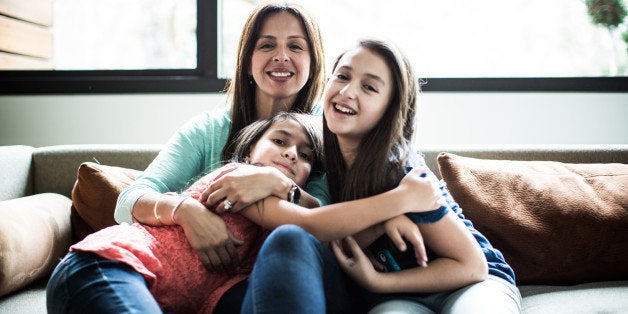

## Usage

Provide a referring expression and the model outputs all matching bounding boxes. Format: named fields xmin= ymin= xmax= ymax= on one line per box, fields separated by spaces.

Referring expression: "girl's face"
xmin=248 ymin=119 xmax=314 ymax=187
xmin=250 ymin=12 xmax=312 ymax=110
xmin=323 ymin=47 xmax=393 ymax=146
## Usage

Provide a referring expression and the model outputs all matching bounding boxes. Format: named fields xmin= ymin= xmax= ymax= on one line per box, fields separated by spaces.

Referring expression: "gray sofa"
xmin=0 ymin=144 xmax=627 ymax=313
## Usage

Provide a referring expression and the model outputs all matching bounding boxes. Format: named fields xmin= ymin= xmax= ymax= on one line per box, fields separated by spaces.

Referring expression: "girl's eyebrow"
xmin=337 ymin=65 xmax=385 ymax=85
xmin=270 ymin=128 xmax=313 ymax=149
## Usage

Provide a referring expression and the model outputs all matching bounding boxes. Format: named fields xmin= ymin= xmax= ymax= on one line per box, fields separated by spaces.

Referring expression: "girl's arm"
xmin=332 ymin=211 xmax=488 ymax=293
xmin=237 ymin=168 xmax=442 ymax=241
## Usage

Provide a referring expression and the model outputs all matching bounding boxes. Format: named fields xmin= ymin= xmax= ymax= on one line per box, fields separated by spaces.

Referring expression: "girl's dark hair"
xmin=221 ymin=2 xmax=326 ymax=161
xmin=323 ymin=39 xmax=419 ymax=203
xmin=232 ymin=112 xmax=324 ymax=175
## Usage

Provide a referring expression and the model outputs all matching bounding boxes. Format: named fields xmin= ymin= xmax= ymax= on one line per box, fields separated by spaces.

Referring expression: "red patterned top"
xmin=70 ymin=178 xmax=269 ymax=313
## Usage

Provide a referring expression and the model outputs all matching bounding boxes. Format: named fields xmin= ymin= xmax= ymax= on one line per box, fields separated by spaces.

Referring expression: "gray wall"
xmin=1 ymin=92 xmax=627 ymax=147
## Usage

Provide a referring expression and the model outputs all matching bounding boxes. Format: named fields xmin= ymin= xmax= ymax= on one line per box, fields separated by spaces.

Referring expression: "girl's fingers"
xmin=388 ymin=228 xmax=407 ymax=252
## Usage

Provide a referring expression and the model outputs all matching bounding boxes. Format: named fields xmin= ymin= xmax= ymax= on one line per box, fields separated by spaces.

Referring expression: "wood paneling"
xmin=0 ymin=0 xmax=52 ymax=26
xmin=0 ymin=51 xmax=51 ymax=69
xmin=0 ymin=15 xmax=52 ymax=59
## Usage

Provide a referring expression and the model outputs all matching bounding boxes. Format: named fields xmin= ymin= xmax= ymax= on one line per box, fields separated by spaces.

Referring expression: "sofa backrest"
xmin=31 ymin=144 xmax=162 ymax=198
xmin=420 ymin=144 xmax=628 ymax=179
xmin=0 ymin=145 xmax=34 ymax=201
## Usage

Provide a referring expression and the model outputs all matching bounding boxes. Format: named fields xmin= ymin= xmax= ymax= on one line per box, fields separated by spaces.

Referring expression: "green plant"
xmin=585 ymin=0 xmax=628 ymax=74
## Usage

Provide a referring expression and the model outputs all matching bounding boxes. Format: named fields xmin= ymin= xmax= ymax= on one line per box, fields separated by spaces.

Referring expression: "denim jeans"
xmin=241 ymin=224 xmax=364 ymax=314
xmin=46 ymin=251 xmax=162 ymax=314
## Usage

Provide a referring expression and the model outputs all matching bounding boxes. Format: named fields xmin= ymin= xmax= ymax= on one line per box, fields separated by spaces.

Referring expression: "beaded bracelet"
xmin=170 ymin=195 xmax=191 ymax=224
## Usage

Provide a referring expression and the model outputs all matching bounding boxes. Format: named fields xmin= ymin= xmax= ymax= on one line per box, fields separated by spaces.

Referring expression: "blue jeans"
xmin=241 ymin=225 xmax=364 ymax=314
xmin=46 ymin=251 xmax=162 ymax=314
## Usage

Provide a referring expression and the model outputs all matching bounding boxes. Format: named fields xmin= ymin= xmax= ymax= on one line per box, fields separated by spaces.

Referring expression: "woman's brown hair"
xmin=221 ymin=2 xmax=326 ymax=161
xmin=323 ymin=39 xmax=418 ymax=203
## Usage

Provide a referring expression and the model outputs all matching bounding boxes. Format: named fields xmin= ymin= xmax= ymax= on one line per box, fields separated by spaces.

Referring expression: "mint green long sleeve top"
xmin=114 ymin=106 xmax=329 ymax=224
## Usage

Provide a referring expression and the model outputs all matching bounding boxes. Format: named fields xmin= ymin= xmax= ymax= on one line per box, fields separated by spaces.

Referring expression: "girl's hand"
xmin=332 ymin=236 xmax=382 ymax=291
xmin=384 ymin=215 xmax=428 ymax=267
xmin=201 ymin=163 xmax=291 ymax=213
xmin=396 ymin=167 xmax=444 ymax=213
xmin=175 ymin=199 xmax=244 ymax=273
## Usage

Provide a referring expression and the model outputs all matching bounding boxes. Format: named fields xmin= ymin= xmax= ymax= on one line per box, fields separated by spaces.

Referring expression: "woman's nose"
xmin=274 ymin=48 xmax=289 ymax=62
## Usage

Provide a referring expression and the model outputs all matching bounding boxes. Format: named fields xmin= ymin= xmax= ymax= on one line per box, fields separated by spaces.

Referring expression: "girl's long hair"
xmin=324 ymin=39 xmax=419 ymax=203
xmin=221 ymin=2 xmax=326 ymax=161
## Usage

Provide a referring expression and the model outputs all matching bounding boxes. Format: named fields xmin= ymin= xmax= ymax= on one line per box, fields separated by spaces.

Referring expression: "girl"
xmin=47 ymin=112 xmax=440 ymax=313
xmin=240 ymin=39 xmax=522 ymax=313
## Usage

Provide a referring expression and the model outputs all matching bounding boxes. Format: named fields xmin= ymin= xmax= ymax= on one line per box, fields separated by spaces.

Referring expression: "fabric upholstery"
xmin=0 ymin=193 xmax=71 ymax=297
xmin=0 ymin=146 xmax=33 ymax=201
xmin=437 ymin=153 xmax=628 ymax=285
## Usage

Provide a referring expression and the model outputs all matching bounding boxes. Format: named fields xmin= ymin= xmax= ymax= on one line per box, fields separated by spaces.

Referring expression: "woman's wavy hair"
xmin=221 ymin=2 xmax=326 ymax=161
xmin=323 ymin=39 xmax=419 ymax=203
xmin=232 ymin=112 xmax=324 ymax=176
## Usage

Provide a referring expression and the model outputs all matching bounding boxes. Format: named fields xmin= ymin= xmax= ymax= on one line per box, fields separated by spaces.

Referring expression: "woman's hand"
xmin=332 ymin=236 xmax=382 ymax=291
xmin=396 ymin=167 xmax=444 ymax=213
xmin=200 ymin=163 xmax=291 ymax=213
xmin=174 ymin=199 xmax=244 ymax=273
xmin=384 ymin=215 xmax=428 ymax=267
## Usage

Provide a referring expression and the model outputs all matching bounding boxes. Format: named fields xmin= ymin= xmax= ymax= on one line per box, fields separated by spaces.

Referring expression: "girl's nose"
xmin=283 ymin=147 xmax=297 ymax=161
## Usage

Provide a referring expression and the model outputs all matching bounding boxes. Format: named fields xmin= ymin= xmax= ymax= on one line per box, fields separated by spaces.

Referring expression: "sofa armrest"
xmin=0 ymin=193 xmax=72 ymax=297
xmin=0 ymin=146 xmax=34 ymax=201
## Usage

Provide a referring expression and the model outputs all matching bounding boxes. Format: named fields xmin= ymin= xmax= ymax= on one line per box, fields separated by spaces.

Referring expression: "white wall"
xmin=1 ymin=92 xmax=627 ymax=147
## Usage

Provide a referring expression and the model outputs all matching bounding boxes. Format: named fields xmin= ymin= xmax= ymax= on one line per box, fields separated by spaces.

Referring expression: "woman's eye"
xmin=258 ymin=42 xmax=274 ymax=50
xmin=289 ymin=43 xmax=304 ymax=51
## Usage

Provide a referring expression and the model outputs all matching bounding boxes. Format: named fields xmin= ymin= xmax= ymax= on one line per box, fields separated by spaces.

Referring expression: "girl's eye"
xmin=298 ymin=152 xmax=312 ymax=162
xmin=335 ymin=73 xmax=348 ymax=80
xmin=272 ymin=138 xmax=285 ymax=145
xmin=363 ymin=84 xmax=378 ymax=93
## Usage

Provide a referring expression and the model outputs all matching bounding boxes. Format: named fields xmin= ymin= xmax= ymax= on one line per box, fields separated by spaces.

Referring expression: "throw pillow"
xmin=437 ymin=152 xmax=628 ymax=285
xmin=71 ymin=162 xmax=141 ymax=241
xmin=0 ymin=193 xmax=72 ymax=297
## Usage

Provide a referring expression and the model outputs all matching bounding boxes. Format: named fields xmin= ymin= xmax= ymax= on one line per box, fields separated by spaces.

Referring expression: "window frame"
xmin=0 ymin=0 xmax=627 ymax=94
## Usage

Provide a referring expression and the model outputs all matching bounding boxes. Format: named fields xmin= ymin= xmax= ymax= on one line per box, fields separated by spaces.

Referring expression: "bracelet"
xmin=153 ymin=193 xmax=167 ymax=225
xmin=171 ymin=195 xmax=190 ymax=224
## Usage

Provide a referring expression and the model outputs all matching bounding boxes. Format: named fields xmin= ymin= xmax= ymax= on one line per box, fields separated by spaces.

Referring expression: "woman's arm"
xmin=333 ymin=211 xmax=488 ymax=294
xmin=237 ymin=168 xmax=442 ymax=241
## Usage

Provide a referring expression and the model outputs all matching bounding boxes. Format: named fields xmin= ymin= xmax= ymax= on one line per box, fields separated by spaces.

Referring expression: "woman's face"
xmin=250 ymin=12 xmax=312 ymax=111
xmin=248 ymin=119 xmax=314 ymax=187
xmin=323 ymin=47 xmax=393 ymax=146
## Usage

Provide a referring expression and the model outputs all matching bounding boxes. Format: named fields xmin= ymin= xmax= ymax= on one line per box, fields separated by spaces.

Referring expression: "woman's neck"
xmin=255 ymin=93 xmax=297 ymax=119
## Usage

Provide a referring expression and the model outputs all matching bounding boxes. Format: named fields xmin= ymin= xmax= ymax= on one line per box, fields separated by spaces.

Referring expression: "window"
xmin=1 ymin=0 xmax=627 ymax=93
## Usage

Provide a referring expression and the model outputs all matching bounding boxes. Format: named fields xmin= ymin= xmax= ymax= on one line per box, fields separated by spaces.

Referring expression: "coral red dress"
xmin=70 ymin=178 xmax=269 ymax=313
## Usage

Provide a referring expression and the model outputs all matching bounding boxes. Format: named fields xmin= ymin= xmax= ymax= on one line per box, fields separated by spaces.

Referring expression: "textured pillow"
xmin=0 ymin=193 xmax=72 ymax=297
xmin=437 ymin=153 xmax=628 ymax=285
xmin=71 ymin=162 xmax=141 ymax=241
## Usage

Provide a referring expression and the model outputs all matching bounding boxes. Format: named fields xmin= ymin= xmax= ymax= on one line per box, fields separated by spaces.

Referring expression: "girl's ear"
xmin=244 ymin=156 xmax=250 ymax=164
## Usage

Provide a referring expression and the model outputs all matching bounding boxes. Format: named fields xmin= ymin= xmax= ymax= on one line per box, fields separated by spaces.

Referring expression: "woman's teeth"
xmin=270 ymin=72 xmax=292 ymax=77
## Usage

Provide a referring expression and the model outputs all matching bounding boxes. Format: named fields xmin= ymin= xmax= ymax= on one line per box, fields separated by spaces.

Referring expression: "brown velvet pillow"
xmin=71 ymin=162 xmax=141 ymax=241
xmin=437 ymin=153 xmax=628 ymax=285
xmin=0 ymin=193 xmax=72 ymax=297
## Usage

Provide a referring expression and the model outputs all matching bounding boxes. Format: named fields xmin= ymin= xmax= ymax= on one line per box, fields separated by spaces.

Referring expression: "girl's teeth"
xmin=335 ymin=104 xmax=356 ymax=114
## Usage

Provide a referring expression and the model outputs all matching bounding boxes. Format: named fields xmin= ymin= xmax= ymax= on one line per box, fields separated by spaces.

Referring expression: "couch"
xmin=0 ymin=144 xmax=626 ymax=313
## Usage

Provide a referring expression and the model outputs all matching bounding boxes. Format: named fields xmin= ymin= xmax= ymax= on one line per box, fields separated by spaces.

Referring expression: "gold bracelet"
xmin=171 ymin=195 xmax=190 ymax=224
xmin=153 ymin=194 xmax=166 ymax=225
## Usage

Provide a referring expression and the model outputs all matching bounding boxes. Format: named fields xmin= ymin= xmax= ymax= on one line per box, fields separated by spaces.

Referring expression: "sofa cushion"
xmin=71 ymin=162 xmax=141 ymax=241
xmin=0 ymin=193 xmax=72 ymax=297
xmin=437 ymin=153 xmax=628 ymax=285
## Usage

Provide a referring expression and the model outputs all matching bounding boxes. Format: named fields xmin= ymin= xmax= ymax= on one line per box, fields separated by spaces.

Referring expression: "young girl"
xmin=47 ymin=112 xmax=438 ymax=313
xmin=240 ymin=39 xmax=522 ymax=313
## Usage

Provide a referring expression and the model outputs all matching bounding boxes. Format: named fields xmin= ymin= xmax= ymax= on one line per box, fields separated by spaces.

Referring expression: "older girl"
xmin=241 ymin=39 xmax=522 ymax=313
